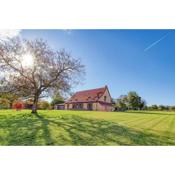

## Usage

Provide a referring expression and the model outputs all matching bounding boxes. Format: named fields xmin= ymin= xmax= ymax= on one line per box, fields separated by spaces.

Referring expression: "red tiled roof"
xmin=66 ymin=86 xmax=107 ymax=103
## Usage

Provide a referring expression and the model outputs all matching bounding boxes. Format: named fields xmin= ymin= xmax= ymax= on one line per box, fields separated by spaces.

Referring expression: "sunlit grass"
xmin=0 ymin=110 xmax=175 ymax=145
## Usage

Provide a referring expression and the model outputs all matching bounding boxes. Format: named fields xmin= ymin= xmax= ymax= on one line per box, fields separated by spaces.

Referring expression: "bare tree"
xmin=0 ymin=38 xmax=85 ymax=113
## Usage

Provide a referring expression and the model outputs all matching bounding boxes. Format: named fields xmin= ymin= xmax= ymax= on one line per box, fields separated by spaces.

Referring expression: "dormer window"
xmin=87 ymin=96 xmax=91 ymax=101
xmin=104 ymin=96 xmax=107 ymax=102
xmin=97 ymin=92 xmax=102 ymax=98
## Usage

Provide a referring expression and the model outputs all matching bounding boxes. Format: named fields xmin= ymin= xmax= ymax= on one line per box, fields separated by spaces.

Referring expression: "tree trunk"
xmin=31 ymin=97 xmax=38 ymax=114
xmin=31 ymin=104 xmax=37 ymax=113
xmin=10 ymin=102 xmax=13 ymax=109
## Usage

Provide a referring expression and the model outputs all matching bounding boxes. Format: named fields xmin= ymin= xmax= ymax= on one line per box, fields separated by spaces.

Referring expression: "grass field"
xmin=0 ymin=110 xmax=175 ymax=145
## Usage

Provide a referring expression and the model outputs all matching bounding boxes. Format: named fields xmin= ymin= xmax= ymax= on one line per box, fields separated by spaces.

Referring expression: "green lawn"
xmin=0 ymin=110 xmax=175 ymax=145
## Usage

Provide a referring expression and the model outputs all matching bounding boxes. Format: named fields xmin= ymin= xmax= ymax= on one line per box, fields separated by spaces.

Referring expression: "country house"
xmin=65 ymin=86 xmax=113 ymax=111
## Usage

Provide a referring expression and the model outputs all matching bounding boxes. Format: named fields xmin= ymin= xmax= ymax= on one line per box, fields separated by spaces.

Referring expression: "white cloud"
xmin=0 ymin=29 xmax=22 ymax=41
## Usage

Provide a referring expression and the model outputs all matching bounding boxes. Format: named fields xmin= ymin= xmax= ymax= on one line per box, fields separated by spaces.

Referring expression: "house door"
xmin=87 ymin=103 xmax=93 ymax=110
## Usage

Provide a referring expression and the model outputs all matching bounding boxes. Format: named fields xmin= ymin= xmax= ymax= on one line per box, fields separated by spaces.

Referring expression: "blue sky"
xmin=21 ymin=30 xmax=175 ymax=105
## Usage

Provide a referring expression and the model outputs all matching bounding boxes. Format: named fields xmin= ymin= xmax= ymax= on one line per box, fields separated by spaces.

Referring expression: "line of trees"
xmin=114 ymin=91 xmax=175 ymax=111
xmin=114 ymin=91 xmax=146 ymax=111
xmin=0 ymin=98 xmax=51 ymax=110
xmin=147 ymin=105 xmax=175 ymax=111
xmin=0 ymin=92 xmax=65 ymax=110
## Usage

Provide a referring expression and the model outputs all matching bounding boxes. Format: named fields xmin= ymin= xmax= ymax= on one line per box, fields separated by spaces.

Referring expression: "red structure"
xmin=13 ymin=101 xmax=24 ymax=110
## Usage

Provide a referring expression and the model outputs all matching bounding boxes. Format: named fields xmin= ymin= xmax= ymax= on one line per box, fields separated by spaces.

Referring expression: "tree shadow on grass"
xmin=0 ymin=112 xmax=175 ymax=145
xmin=0 ymin=113 xmax=39 ymax=145
xmin=0 ymin=113 xmax=53 ymax=145
xmin=125 ymin=111 xmax=175 ymax=116
xmin=34 ymin=113 xmax=53 ymax=145
xmin=41 ymin=114 xmax=175 ymax=146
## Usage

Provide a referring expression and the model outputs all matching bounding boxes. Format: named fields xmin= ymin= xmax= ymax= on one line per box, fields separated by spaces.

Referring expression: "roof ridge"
xmin=75 ymin=86 xmax=106 ymax=93
xmin=66 ymin=86 xmax=109 ymax=103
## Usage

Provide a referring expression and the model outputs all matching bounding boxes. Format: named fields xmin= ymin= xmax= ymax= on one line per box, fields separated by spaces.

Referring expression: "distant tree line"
xmin=146 ymin=105 xmax=175 ymax=111
xmin=114 ymin=91 xmax=146 ymax=111
xmin=0 ymin=92 xmax=65 ymax=110
xmin=114 ymin=91 xmax=175 ymax=111
xmin=0 ymin=98 xmax=52 ymax=110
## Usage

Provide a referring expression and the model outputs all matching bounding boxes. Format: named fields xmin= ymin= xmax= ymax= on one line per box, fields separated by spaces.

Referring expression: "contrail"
xmin=144 ymin=33 xmax=169 ymax=52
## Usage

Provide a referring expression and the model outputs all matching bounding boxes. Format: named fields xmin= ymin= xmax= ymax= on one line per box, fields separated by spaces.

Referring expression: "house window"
xmin=87 ymin=103 xmax=93 ymax=110
xmin=104 ymin=96 xmax=107 ymax=102
xmin=72 ymin=103 xmax=83 ymax=110
xmin=79 ymin=103 xmax=83 ymax=109
xmin=67 ymin=104 xmax=69 ymax=109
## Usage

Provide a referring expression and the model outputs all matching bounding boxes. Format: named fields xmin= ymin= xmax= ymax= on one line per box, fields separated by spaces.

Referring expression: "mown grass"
xmin=0 ymin=110 xmax=175 ymax=145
